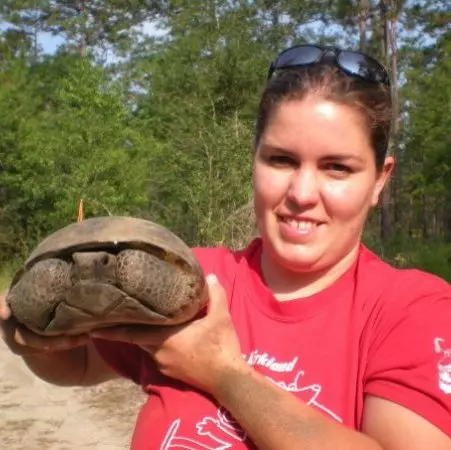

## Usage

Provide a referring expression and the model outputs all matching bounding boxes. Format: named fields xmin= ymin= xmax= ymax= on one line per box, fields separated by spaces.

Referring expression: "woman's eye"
xmin=268 ymin=155 xmax=296 ymax=166
xmin=325 ymin=163 xmax=352 ymax=173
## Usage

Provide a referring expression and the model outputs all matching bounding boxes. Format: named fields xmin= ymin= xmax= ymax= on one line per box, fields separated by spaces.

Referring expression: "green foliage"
xmin=0 ymin=265 xmax=14 ymax=291
xmin=407 ymin=243 xmax=451 ymax=282
xmin=0 ymin=28 xmax=32 ymax=60
xmin=398 ymin=32 xmax=451 ymax=240
xmin=374 ymin=240 xmax=451 ymax=283
xmin=0 ymin=54 xmax=153 ymax=261
xmin=147 ymin=115 xmax=254 ymax=246
xmin=0 ymin=0 xmax=450 ymax=281
xmin=1 ymin=0 xmax=161 ymax=56
xmin=363 ymin=227 xmax=451 ymax=282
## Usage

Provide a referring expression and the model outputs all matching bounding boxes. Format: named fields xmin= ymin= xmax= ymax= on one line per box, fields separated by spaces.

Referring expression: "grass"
xmin=0 ymin=264 xmax=15 ymax=292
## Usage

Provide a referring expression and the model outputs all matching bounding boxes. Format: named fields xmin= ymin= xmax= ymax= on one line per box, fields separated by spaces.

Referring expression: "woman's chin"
xmin=266 ymin=240 xmax=327 ymax=274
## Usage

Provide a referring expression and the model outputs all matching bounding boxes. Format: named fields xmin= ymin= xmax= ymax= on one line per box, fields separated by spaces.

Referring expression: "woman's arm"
xmin=93 ymin=275 xmax=451 ymax=450
xmin=211 ymin=359 xmax=383 ymax=450
xmin=89 ymin=275 xmax=389 ymax=450
xmin=1 ymin=291 xmax=117 ymax=386
xmin=362 ymin=396 xmax=451 ymax=450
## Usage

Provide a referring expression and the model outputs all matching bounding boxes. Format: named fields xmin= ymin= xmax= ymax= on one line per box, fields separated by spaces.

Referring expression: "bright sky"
xmin=39 ymin=32 xmax=64 ymax=54
xmin=0 ymin=20 xmax=165 ymax=55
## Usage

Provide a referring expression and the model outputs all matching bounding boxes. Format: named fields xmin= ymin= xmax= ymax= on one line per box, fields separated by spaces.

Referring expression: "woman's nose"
xmin=286 ymin=168 xmax=320 ymax=207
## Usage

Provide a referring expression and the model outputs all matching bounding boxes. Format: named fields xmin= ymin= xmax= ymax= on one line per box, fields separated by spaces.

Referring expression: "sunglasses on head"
xmin=267 ymin=44 xmax=390 ymax=86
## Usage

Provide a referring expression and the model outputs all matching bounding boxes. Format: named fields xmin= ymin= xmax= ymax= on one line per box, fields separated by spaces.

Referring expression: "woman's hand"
xmin=0 ymin=290 xmax=89 ymax=356
xmin=91 ymin=274 xmax=247 ymax=394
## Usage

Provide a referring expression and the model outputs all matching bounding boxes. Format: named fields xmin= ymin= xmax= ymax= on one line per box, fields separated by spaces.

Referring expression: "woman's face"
xmin=253 ymin=96 xmax=393 ymax=275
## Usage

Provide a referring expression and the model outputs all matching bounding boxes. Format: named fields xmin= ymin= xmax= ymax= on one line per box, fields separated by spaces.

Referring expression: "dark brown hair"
xmin=254 ymin=64 xmax=392 ymax=170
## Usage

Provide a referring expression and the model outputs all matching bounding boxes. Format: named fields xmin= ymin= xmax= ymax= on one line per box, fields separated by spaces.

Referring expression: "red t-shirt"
xmin=93 ymin=239 xmax=451 ymax=449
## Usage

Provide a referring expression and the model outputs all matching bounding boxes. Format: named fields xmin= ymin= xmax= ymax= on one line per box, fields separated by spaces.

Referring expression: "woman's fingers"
xmin=2 ymin=317 xmax=89 ymax=355
xmin=0 ymin=290 xmax=11 ymax=320
xmin=90 ymin=323 xmax=179 ymax=346
xmin=205 ymin=274 xmax=229 ymax=318
xmin=91 ymin=273 xmax=227 ymax=346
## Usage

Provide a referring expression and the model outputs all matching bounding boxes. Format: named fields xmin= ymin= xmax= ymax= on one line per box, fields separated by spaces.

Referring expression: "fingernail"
xmin=14 ymin=330 xmax=26 ymax=345
xmin=206 ymin=274 xmax=218 ymax=285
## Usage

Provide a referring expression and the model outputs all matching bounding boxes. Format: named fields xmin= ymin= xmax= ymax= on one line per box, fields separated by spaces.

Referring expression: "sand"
xmin=0 ymin=339 xmax=145 ymax=449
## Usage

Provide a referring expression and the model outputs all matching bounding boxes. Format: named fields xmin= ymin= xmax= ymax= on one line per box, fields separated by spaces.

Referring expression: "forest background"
xmin=0 ymin=0 xmax=450 ymax=289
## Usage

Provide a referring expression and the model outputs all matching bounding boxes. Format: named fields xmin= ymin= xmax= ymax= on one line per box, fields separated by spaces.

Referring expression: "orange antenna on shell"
xmin=77 ymin=199 xmax=84 ymax=223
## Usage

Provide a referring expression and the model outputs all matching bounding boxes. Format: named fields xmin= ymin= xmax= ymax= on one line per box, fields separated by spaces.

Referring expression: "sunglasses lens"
xmin=338 ymin=51 xmax=388 ymax=84
xmin=269 ymin=45 xmax=389 ymax=85
xmin=275 ymin=45 xmax=323 ymax=70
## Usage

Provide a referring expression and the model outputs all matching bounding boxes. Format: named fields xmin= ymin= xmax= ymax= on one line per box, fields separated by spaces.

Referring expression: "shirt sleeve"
xmin=364 ymin=270 xmax=451 ymax=436
xmin=92 ymin=245 xmax=227 ymax=385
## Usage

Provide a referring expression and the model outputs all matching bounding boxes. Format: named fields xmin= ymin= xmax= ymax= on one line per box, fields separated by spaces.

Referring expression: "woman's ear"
xmin=371 ymin=156 xmax=395 ymax=207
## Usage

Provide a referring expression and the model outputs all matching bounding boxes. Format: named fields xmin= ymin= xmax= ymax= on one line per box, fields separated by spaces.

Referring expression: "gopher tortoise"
xmin=5 ymin=216 xmax=207 ymax=336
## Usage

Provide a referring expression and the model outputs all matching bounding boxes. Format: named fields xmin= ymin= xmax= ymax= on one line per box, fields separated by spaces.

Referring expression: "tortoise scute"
xmin=7 ymin=258 xmax=72 ymax=332
xmin=116 ymin=249 xmax=204 ymax=318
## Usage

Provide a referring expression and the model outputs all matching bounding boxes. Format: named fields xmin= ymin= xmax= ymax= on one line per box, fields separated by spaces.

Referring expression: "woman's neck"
xmin=260 ymin=244 xmax=360 ymax=301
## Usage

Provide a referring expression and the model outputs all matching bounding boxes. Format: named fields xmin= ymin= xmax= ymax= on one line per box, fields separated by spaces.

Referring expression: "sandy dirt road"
xmin=0 ymin=339 xmax=146 ymax=449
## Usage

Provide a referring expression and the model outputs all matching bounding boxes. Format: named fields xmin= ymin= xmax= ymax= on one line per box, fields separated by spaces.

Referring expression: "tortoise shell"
xmin=6 ymin=217 xmax=207 ymax=336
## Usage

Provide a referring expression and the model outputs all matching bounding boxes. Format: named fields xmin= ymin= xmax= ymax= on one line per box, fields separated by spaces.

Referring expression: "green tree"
xmin=1 ymin=0 xmax=161 ymax=58
xmin=402 ymin=32 xmax=451 ymax=240
xmin=0 ymin=54 xmax=154 ymax=261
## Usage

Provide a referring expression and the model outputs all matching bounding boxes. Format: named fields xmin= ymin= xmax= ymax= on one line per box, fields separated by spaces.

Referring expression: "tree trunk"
xmin=421 ymin=193 xmax=428 ymax=240
xmin=359 ymin=0 xmax=369 ymax=51
xmin=408 ymin=195 xmax=413 ymax=238
xmin=387 ymin=1 xmax=401 ymax=230
xmin=444 ymin=194 xmax=451 ymax=242
xmin=379 ymin=0 xmax=392 ymax=243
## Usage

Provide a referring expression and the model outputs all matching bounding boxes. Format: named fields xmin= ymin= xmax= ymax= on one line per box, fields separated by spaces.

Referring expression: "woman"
xmin=1 ymin=44 xmax=451 ymax=449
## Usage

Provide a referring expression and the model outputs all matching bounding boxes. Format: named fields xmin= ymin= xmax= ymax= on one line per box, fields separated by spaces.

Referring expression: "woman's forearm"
xmin=20 ymin=341 xmax=117 ymax=387
xmin=21 ymin=345 xmax=89 ymax=386
xmin=212 ymin=364 xmax=383 ymax=450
